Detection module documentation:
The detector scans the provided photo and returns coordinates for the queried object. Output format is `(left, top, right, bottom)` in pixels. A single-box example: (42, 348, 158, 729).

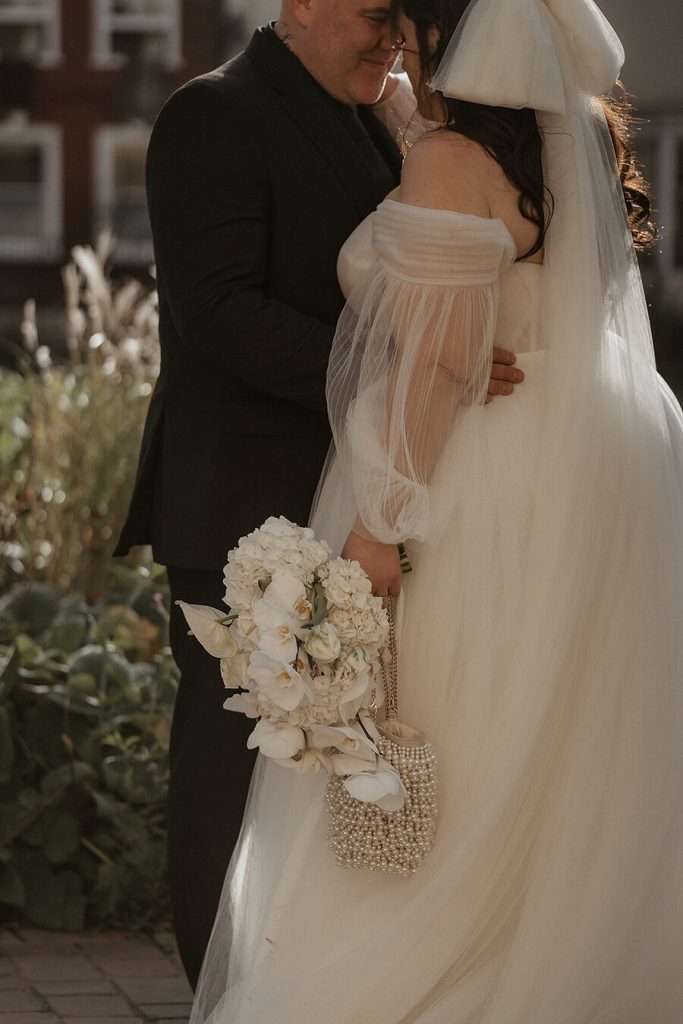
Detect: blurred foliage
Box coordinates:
(0, 570, 178, 931)
(0, 236, 159, 601)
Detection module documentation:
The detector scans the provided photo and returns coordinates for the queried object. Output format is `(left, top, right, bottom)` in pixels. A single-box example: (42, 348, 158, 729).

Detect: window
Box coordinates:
(0, 0, 61, 66)
(94, 124, 153, 264)
(0, 120, 62, 261)
(92, 0, 182, 69)
(637, 119, 683, 279)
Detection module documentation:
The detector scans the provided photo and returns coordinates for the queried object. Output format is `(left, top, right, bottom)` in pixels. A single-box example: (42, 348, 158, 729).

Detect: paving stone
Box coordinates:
(136, 1006, 192, 1020)
(62, 1019, 144, 1024)
(83, 944, 161, 965)
(0, 994, 43, 1013)
(149, 936, 177, 958)
(95, 962, 176, 982)
(16, 960, 103, 983)
(114, 980, 192, 1006)
(13, 935, 83, 950)
(0, 1015, 60, 1024)
(32, 984, 116, 998)
(46, 997, 132, 1019)
(0, 977, 29, 992)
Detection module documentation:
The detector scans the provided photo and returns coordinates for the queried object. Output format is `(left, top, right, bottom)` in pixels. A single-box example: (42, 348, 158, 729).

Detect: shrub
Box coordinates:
(0, 236, 159, 600)
(0, 572, 178, 930)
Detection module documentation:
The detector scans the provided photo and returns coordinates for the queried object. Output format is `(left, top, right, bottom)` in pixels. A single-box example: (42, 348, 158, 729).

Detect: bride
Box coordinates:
(190, 0, 683, 1020)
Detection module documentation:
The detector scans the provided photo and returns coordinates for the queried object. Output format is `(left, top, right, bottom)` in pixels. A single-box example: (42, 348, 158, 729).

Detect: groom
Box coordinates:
(115, 0, 523, 989)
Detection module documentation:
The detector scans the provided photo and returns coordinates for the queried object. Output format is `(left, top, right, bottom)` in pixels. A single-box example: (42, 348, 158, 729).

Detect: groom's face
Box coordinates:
(298, 1, 399, 106)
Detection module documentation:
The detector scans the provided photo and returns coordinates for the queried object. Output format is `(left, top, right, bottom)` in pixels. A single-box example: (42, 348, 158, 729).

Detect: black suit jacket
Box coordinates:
(115, 27, 401, 569)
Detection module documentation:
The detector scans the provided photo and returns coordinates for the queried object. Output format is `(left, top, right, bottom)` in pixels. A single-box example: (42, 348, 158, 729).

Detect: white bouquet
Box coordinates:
(178, 516, 406, 811)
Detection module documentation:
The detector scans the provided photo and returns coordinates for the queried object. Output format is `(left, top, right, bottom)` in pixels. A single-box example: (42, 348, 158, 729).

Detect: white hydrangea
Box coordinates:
(179, 517, 400, 809)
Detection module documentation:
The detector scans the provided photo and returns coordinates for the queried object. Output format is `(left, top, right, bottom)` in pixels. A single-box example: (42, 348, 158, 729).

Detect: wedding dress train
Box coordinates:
(189, 200, 683, 1024)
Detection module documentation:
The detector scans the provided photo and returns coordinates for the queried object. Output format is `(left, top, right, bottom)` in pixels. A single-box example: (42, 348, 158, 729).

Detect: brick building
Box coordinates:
(1, 0, 681, 354)
(0, 0, 245, 346)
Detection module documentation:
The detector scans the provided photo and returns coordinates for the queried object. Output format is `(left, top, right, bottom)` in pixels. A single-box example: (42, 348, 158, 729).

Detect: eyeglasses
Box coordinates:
(390, 34, 419, 54)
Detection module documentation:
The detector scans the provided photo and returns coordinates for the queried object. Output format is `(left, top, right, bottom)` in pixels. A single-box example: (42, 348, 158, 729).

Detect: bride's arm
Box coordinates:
(339, 135, 508, 597)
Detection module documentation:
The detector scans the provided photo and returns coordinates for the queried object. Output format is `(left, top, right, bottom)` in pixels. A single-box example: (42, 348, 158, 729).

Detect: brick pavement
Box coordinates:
(0, 928, 193, 1024)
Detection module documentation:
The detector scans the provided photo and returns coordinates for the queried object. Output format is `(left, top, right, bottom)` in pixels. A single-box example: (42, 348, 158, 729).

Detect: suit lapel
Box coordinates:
(246, 27, 398, 217)
(358, 104, 403, 182)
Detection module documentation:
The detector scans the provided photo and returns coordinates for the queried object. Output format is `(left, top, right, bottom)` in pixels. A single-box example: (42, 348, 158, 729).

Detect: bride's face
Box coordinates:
(296, 1, 400, 106)
(395, 11, 442, 119)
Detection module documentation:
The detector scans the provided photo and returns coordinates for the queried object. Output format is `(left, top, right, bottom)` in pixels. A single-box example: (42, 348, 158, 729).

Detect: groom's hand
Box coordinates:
(487, 348, 524, 403)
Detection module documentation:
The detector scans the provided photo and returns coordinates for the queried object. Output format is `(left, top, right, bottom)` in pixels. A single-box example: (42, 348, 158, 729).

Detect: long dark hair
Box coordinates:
(394, 0, 655, 255)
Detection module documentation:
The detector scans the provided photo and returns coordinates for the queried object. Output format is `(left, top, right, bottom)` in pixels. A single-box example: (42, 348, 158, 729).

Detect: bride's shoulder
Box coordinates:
(399, 129, 499, 219)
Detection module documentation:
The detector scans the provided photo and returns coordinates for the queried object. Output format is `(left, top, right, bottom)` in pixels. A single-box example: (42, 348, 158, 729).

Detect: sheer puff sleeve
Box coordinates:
(326, 199, 516, 545)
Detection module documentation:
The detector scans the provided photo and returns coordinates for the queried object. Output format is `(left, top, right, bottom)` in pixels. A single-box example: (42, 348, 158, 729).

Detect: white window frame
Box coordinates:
(0, 0, 62, 67)
(93, 122, 153, 265)
(0, 117, 62, 262)
(91, 0, 182, 70)
(638, 117, 683, 287)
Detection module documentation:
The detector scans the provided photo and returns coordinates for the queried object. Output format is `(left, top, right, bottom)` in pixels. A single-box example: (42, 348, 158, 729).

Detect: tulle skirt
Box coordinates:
(190, 350, 683, 1024)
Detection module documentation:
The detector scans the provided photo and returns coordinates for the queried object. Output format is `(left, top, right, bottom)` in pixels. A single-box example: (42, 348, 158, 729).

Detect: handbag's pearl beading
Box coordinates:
(325, 736, 438, 878)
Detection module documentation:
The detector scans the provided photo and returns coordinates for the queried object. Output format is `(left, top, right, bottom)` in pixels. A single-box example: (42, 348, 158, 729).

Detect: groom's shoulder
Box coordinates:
(152, 42, 270, 135)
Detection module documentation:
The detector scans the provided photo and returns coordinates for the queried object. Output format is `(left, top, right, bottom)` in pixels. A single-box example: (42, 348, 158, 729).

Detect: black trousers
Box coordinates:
(166, 566, 258, 991)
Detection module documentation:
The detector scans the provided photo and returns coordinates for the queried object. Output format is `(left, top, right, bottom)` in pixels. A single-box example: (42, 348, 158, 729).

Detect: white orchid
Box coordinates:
(307, 722, 377, 759)
(252, 600, 299, 663)
(181, 517, 401, 808)
(246, 720, 306, 759)
(273, 748, 332, 774)
(248, 651, 306, 711)
(177, 602, 238, 659)
(263, 572, 312, 622)
(343, 759, 407, 812)
(220, 652, 251, 688)
(223, 692, 260, 717)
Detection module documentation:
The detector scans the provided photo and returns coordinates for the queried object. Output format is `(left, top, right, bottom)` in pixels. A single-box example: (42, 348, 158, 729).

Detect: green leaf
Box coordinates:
(301, 582, 328, 630)
(40, 617, 90, 655)
(0, 707, 14, 783)
(60, 870, 85, 931)
(18, 851, 84, 929)
(0, 645, 21, 688)
(41, 762, 94, 799)
(0, 862, 25, 907)
(43, 807, 81, 864)
(4, 585, 59, 637)
(24, 702, 89, 769)
(17, 850, 63, 929)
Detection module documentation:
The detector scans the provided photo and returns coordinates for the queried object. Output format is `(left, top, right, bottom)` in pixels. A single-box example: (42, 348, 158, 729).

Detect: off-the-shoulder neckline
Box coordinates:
(377, 197, 538, 262)
(380, 197, 513, 237)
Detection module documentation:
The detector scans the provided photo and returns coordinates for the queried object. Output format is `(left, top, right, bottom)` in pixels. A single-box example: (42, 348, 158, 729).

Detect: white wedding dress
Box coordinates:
(190, 200, 683, 1024)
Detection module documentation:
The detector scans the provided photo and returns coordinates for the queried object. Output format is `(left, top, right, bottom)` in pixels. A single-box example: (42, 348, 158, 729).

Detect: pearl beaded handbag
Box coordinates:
(325, 598, 438, 877)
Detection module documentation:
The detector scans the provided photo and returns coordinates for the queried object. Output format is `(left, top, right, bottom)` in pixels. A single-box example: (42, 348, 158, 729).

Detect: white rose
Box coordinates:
(246, 720, 305, 759)
(304, 622, 341, 664)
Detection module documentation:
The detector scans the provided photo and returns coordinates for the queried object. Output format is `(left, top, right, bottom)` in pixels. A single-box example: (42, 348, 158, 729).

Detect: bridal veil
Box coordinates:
(190, 1, 683, 1021)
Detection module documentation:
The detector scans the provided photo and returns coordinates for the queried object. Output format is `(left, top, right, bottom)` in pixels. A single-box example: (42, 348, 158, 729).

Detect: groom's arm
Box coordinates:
(147, 80, 333, 414)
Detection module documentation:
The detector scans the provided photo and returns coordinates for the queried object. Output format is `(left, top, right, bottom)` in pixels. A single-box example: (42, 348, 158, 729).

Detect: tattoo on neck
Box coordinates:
(274, 20, 293, 49)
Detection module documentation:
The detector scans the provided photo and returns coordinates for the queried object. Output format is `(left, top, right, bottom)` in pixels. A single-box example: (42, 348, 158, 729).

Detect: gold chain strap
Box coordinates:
(381, 597, 399, 720)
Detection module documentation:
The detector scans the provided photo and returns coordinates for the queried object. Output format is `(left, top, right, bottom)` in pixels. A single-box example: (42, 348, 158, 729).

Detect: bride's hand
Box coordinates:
(341, 531, 401, 604)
